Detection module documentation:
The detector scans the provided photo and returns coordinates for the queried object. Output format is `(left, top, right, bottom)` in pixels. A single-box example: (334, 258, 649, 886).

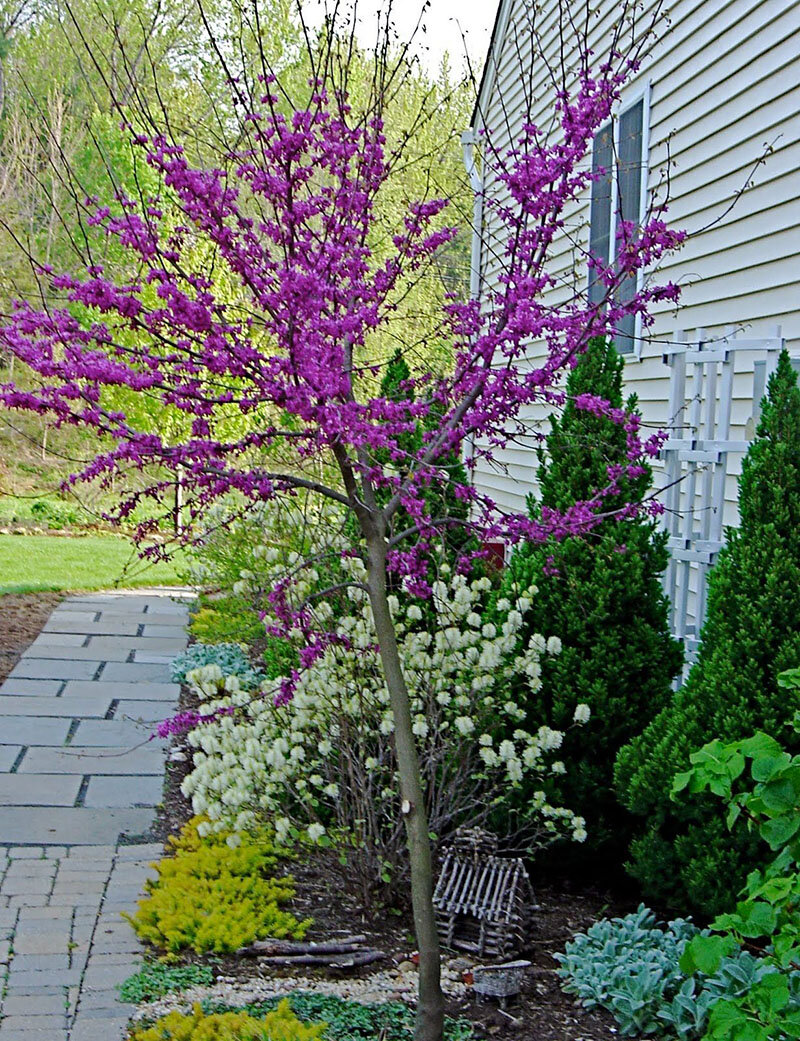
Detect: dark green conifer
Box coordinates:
(615, 349, 800, 913)
(499, 338, 682, 861)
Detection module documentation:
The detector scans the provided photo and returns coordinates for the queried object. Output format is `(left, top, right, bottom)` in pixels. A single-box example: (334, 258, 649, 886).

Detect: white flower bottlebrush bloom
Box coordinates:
(307, 823, 326, 842)
(546, 636, 562, 655)
(573, 703, 591, 724)
(506, 758, 523, 783)
(498, 740, 515, 761)
(177, 545, 578, 873)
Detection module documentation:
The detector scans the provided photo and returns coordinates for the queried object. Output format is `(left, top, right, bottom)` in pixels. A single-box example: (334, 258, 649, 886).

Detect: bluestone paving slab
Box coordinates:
(43, 619, 142, 637)
(20, 632, 87, 647)
(0, 775, 82, 806)
(0, 679, 62, 697)
(113, 701, 170, 722)
(70, 719, 163, 746)
(98, 661, 172, 683)
(7, 660, 103, 681)
(1, 875, 53, 895)
(44, 609, 98, 623)
(130, 651, 175, 664)
(114, 845, 162, 862)
(94, 610, 186, 625)
(4, 967, 83, 988)
(6, 952, 71, 972)
(140, 624, 188, 638)
(0, 717, 72, 746)
(0, 697, 113, 718)
(0, 807, 155, 844)
(0, 1017, 69, 1033)
(11, 933, 73, 956)
(84, 775, 163, 808)
(0, 746, 22, 772)
(1, 993, 67, 1015)
(18, 746, 165, 774)
(85, 635, 185, 653)
(63, 680, 179, 701)
(20, 643, 132, 663)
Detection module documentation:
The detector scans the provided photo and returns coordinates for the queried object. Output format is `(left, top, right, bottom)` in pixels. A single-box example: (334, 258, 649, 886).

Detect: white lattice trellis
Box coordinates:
(661, 329, 784, 676)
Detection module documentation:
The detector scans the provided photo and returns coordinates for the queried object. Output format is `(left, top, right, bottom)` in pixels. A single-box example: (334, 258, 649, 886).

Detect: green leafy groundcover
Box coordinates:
(119, 962, 216, 1004)
(202, 994, 475, 1041)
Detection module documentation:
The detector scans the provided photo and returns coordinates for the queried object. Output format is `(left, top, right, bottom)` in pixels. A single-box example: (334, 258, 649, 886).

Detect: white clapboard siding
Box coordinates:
(469, 0, 800, 631)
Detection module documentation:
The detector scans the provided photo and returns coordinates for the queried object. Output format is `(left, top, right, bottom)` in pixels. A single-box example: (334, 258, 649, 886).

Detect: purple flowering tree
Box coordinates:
(0, 4, 685, 1037)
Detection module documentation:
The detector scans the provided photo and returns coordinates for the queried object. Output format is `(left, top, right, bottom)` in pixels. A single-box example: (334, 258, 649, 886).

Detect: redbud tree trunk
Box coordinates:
(365, 531, 445, 1041)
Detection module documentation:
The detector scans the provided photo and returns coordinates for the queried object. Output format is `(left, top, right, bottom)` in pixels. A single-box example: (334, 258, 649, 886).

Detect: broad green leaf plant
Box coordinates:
(673, 668, 800, 1041)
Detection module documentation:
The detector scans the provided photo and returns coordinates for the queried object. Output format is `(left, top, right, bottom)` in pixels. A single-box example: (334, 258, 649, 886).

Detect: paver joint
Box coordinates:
(0, 590, 190, 1039)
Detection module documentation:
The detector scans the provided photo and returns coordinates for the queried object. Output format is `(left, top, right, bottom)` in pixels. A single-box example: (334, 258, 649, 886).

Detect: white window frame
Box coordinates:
(588, 82, 651, 361)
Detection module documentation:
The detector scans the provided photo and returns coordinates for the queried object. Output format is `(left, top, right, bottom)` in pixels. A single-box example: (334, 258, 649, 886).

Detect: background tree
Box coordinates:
(0, 4, 683, 1037)
(615, 350, 800, 914)
(496, 337, 682, 864)
(0, 0, 470, 517)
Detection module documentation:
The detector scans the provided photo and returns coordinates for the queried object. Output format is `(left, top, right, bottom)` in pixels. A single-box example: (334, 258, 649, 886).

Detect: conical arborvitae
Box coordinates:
(615, 349, 800, 914)
(497, 338, 682, 864)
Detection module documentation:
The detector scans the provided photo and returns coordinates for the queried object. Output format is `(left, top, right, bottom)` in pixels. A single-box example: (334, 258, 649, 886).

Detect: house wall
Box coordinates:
(470, 0, 800, 634)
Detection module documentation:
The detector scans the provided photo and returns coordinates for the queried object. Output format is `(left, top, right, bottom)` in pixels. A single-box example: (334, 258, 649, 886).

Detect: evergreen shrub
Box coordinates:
(615, 350, 800, 913)
(497, 338, 681, 856)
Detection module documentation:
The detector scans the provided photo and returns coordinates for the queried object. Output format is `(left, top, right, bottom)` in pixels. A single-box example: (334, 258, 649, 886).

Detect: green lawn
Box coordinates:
(0, 535, 186, 594)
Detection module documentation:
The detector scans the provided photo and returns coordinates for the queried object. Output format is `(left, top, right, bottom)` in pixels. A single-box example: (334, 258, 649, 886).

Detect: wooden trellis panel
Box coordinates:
(661, 330, 784, 679)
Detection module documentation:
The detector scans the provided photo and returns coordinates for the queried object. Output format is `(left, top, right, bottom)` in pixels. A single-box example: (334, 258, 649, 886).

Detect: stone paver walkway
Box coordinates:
(0, 590, 189, 1040)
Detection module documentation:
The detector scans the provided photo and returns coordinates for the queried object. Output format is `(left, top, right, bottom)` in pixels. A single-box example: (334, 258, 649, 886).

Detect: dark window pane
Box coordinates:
(588, 122, 613, 306)
(614, 292, 637, 354)
(618, 100, 644, 227)
(614, 100, 644, 354)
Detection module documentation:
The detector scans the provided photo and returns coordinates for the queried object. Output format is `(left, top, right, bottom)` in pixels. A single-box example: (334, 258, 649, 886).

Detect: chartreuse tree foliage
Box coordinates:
(616, 350, 800, 914)
(0, 5, 684, 1037)
(497, 338, 682, 859)
(675, 669, 800, 1041)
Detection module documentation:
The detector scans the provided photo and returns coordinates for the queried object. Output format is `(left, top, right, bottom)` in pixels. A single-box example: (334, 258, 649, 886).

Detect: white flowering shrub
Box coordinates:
(181, 552, 589, 898)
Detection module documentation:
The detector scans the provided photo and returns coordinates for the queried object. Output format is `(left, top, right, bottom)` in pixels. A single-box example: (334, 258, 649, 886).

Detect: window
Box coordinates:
(588, 95, 648, 355)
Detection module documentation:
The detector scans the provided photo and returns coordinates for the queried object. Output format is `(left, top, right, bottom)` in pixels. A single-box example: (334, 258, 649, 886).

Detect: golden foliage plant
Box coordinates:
(123, 818, 311, 955)
(128, 1000, 325, 1041)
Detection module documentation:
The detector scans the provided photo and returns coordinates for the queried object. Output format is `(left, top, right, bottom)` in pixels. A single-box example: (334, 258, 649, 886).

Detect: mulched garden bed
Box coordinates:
(0, 592, 64, 683)
(146, 670, 636, 1040)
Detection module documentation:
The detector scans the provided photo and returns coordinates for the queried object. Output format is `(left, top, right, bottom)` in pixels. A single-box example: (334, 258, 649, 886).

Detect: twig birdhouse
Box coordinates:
(432, 828, 534, 959)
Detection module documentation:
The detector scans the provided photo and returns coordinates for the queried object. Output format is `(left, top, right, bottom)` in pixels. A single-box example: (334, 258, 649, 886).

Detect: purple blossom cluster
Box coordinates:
(155, 706, 234, 740)
(0, 59, 685, 667)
